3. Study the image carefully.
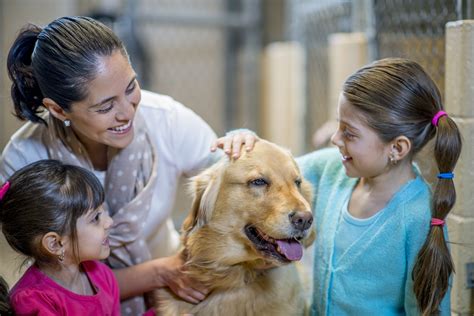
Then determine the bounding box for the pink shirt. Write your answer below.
[10,260,120,316]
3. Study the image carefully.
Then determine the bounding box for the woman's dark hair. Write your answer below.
[7,16,127,125]
[0,160,104,266]
[342,58,462,315]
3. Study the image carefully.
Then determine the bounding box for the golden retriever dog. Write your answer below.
[157,140,315,316]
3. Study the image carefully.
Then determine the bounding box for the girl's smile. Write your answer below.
[102,236,110,247]
[341,154,352,162]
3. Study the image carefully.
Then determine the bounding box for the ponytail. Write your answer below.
[412,114,462,315]
[7,24,46,125]
[0,277,13,315]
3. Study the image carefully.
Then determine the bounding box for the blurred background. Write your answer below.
[0,0,473,314]
[0,0,462,153]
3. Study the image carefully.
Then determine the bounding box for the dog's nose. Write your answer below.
[289,211,313,231]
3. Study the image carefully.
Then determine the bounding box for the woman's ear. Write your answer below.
[41,232,65,257]
[43,98,69,122]
[390,136,412,162]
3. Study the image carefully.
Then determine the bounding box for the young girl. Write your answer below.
[297,58,461,315]
[0,159,120,315]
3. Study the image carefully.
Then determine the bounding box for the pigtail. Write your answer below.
[412,115,462,315]
[7,24,46,125]
[0,277,14,315]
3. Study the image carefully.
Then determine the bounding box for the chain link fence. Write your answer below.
[288,0,352,150]
[287,0,460,151]
[374,0,458,102]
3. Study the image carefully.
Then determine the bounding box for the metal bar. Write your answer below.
[457,0,474,20]
[239,0,262,132]
[352,0,376,61]
[135,10,259,29]
[223,0,242,131]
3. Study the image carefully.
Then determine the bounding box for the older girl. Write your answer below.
[298,58,461,315]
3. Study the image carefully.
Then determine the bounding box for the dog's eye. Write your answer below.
[249,178,268,186]
[295,179,302,188]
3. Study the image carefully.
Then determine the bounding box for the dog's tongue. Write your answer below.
[276,239,303,261]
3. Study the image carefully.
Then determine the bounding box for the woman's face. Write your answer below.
[66,51,141,151]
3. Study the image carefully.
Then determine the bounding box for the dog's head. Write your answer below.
[182,140,315,270]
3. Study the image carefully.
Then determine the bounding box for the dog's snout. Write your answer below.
[288,211,313,231]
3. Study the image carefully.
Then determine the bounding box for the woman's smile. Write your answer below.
[108,120,133,134]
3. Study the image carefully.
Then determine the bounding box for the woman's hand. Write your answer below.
[210,129,259,158]
[155,252,209,304]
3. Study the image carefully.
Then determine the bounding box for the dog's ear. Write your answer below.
[182,160,225,238]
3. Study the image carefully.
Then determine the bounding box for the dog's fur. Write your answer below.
[157,140,315,316]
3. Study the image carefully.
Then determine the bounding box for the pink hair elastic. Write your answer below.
[431,218,445,227]
[0,181,10,200]
[431,111,447,126]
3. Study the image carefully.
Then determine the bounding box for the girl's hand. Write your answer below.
[155,253,208,304]
[210,129,259,158]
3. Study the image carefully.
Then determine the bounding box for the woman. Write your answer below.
[1,16,254,314]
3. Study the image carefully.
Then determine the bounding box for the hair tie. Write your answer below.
[431,110,447,126]
[437,172,454,179]
[431,218,445,227]
[0,182,10,200]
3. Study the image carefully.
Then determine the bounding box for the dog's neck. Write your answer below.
[183,250,276,291]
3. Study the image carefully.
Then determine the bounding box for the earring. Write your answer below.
[63,120,71,127]
[58,248,65,262]
[389,153,397,165]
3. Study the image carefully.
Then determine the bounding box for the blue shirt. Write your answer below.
[333,198,383,265]
[297,148,450,316]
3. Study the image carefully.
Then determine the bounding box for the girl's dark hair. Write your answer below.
[0,160,104,266]
[343,58,462,315]
[7,16,127,125]
[0,276,13,315]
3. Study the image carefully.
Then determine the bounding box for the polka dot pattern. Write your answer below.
[46,109,155,314]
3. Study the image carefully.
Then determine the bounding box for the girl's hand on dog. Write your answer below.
[156,253,209,304]
[210,129,259,158]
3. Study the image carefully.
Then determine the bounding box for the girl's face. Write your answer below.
[331,94,391,179]
[66,50,141,151]
[73,206,113,262]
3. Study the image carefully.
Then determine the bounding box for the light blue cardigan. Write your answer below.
[297,148,450,316]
